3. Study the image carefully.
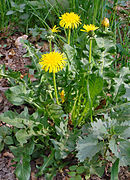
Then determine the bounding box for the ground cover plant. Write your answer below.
[0,0,130,180]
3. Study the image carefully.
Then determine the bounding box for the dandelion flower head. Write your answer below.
[101,17,109,27]
[59,12,81,29]
[81,24,99,33]
[59,90,65,103]
[39,51,67,73]
[51,25,60,33]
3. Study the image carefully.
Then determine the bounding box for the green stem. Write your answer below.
[89,38,92,64]
[87,78,93,123]
[49,39,52,52]
[53,72,60,105]
[68,28,71,45]
[100,0,104,26]
[101,41,104,75]
[67,28,71,72]
[110,0,118,29]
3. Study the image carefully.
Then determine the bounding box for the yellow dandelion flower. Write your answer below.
[81,24,99,33]
[101,17,109,27]
[59,90,65,103]
[51,25,60,33]
[39,51,67,73]
[59,12,81,29]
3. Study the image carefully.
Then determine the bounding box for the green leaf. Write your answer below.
[63,44,76,62]
[109,138,130,166]
[78,75,103,125]
[111,158,119,180]
[109,139,119,157]
[0,115,25,128]
[76,135,101,162]
[47,104,64,124]
[95,37,116,52]
[68,172,76,176]
[15,129,30,145]
[90,165,105,177]
[0,126,11,137]
[15,155,31,180]
[38,150,55,176]
[91,119,108,139]
[63,43,77,72]
[0,142,4,152]
[23,141,35,155]
[70,175,82,180]
[69,165,77,171]
[6,10,15,15]
[76,166,85,174]
[9,146,24,161]
[4,136,14,145]
[89,75,103,101]
[5,84,26,105]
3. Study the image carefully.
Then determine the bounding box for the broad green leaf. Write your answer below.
[0,115,25,128]
[63,43,77,72]
[0,142,4,152]
[24,141,35,155]
[69,165,77,171]
[89,75,103,101]
[76,166,85,174]
[95,37,115,51]
[15,129,30,145]
[90,165,105,177]
[0,126,11,137]
[6,10,15,15]
[109,138,130,166]
[47,104,64,124]
[9,146,24,161]
[5,84,26,105]
[76,135,101,162]
[70,175,82,180]
[91,119,108,138]
[78,75,103,124]
[109,139,119,157]
[15,156,31,180]
[63,44,76,62]
[123,87,130,101]
[4,136,14,145]
[68,172,76,176]
[111,158,119,180]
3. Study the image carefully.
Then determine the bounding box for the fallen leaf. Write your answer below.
[3,152,14,159]
[15,35,28,48]
[31,172,37,180]
[8,49,16,58]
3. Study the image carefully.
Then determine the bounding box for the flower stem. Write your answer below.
[49,39,52,52]
[89,38,92,64]
[87,78,93,123]
[53,72,60,105]
[110,0,118,29]
[67,28,71,72]
[101,40,104,75]
[68,28,71,45]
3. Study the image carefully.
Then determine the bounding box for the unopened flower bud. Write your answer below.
[102,17,109,27]
[117,142,120,145]
[117,149,120,153]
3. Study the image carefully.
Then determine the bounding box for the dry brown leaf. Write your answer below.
[8,49,16,58]
[35,157,43,165]
[31,172,37,180]
[3,152,14,159]
[15,35,28,48]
